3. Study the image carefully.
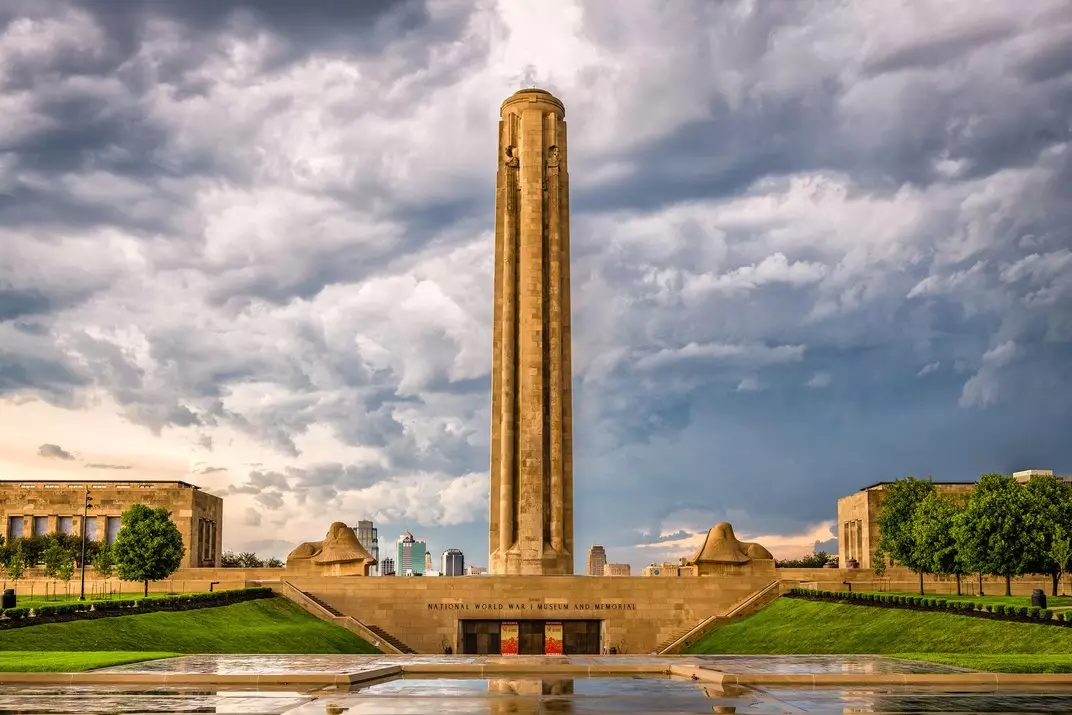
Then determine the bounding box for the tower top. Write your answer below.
[501,88,565,117]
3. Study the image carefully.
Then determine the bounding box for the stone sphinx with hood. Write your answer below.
[685,522,775,576]
[286,522,378,576]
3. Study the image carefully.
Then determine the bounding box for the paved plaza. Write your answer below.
[3,655,1072,713]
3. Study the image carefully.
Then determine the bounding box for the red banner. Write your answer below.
[500,622,519,656]
[544,622,563,655]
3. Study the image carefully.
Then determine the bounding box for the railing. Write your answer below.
[271,580,406,655]
[657,579,782,655]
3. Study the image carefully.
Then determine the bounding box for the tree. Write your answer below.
[954,473,1043,596]
[42,539,74,601]
[911,491,966,595]
[112,505,185,597]
[264,557,284,568]
[1051,529,1072,597]
[775,551,832,568]
[6,542,25,591]
[1024,475,1072,596]
[221,550,241,568]
[93,545,116,598]
[875,477,935,594]
[237,551,264,568]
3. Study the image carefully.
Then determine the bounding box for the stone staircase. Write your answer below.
[365,624,417,654]
[265,580,416,654]
[653,626,695,653]
[655,579,783,655]
[303,592,343,617]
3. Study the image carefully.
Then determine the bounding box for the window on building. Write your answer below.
[106,516,122,545]
[33,516,48,536]
[7,516,24,540]
[84,517,98,541]
[58,516,73,535]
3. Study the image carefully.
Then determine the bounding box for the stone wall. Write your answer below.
[778,567,1060,596]
[4,566,281,597]
[286,573,777,654]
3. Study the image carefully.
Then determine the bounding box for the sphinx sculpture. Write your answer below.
[286,521,378,576]
[686,522,775,576]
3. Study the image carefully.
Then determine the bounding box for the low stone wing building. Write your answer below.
[0,479,222,568]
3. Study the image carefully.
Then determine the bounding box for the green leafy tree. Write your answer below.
[875,477,935,594]
[775,551,832,568]
[1050,528,1072,596]
[42,539,73,601]
[6,542,26,591]
[264,557,284,568]
[911,492,966,595]
[93,545,116,598]
[112,505,186,597]
[954,473,1043,596]
[220,550,241,568]
[1024,475,1072,595]
[237,551,264,568]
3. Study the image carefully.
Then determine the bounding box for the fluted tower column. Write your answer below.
[489,88,574,575]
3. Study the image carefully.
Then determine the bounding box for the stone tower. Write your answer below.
[489,88,574,575]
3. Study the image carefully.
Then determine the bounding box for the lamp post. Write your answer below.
[78,486,92,601]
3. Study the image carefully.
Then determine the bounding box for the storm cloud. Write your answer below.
[1,0,1070,565]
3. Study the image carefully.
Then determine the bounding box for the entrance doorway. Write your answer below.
[459,620,600,655]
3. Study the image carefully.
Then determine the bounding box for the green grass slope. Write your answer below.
[0,597,379,655]
[690,598,1072,656]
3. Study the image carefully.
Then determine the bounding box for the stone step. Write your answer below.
[367,624,417,654]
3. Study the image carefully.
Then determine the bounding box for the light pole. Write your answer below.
[78,486,92,601]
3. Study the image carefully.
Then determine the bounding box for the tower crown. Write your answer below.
[500,88,565,117]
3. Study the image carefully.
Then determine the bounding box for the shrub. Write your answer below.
[3,607,30,620]
[1041,609,1052,620]
[1029,607,1041,619]
[995,605,1006,616]
[1018,607,1029,618]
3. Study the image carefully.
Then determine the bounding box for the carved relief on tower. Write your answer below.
[503,144,519,168]
[546,145,560,169]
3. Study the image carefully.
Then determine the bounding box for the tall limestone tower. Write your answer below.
[489,88,574,575]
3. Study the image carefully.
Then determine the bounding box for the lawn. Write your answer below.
[689,598,1072,657]
[0,597,379,656]
[0,651,177,672]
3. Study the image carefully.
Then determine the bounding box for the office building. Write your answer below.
[397,531,427,576]
[354,519,380,575]
[442,548,464,576]
[605,563,631,576]
[380,557,396,576]
[467,565,487,576]
[586,545,607,576]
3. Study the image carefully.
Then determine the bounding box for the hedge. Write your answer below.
[2,587,273,622]
[786,588,1066,627]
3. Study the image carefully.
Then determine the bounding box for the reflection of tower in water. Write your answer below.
[486,678,575,713]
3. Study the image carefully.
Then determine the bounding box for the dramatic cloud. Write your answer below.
[1,0,1070,567]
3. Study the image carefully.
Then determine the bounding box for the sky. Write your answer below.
[1,0,1070,571]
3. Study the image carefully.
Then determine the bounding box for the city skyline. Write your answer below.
[1,1,1070,573]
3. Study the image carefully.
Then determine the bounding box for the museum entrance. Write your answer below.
[459,620,601,655]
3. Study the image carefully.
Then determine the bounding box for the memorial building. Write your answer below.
[0,479,223,568]
[269,89,779,656]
